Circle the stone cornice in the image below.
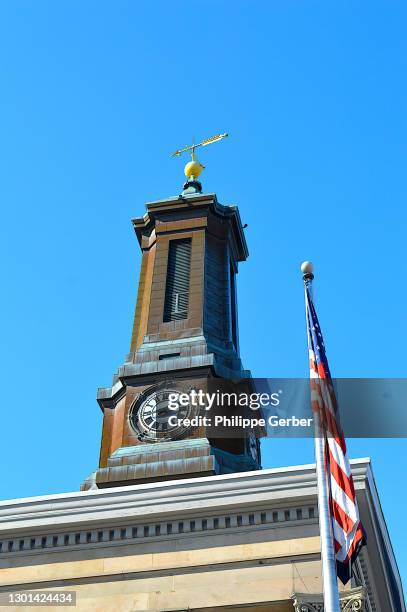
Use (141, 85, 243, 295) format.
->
(131, 192, 248, 261)
(0, 460, 370, 535)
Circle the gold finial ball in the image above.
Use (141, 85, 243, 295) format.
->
(184, 159, 204, 179)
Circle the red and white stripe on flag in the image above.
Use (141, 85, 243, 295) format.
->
(309, 348, 365, 584)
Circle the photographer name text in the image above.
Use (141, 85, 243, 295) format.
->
(167, 415, 313, 428)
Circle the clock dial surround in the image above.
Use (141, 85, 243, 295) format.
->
(129, 387, 195, 443)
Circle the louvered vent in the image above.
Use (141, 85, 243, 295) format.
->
(163, 239, 192, 322)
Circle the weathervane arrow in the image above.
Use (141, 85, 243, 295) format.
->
(171, 132, 229, 195)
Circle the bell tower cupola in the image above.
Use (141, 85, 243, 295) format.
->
(126, 191, 248, 379)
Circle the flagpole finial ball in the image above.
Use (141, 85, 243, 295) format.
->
(301, 261, 314, 275)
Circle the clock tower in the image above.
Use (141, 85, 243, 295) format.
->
(82, 149, 261, 490)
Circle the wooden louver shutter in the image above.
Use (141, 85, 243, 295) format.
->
(163, 239, 192, 322)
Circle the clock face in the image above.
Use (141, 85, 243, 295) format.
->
(130, 387, 194, 443)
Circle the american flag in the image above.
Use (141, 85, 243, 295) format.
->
(305, 285, 365, 584)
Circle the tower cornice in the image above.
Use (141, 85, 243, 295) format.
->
(131, 192, 249, 261)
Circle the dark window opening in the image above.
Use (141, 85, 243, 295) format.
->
(163, 239, 192, 322)
(159, 352, 181, 360)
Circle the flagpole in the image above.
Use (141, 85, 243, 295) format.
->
(301, 261, 341, 612)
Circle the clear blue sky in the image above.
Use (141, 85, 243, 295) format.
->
(0, 0, 405, 593)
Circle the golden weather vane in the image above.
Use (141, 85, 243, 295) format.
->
(171, 132, 228, 184)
